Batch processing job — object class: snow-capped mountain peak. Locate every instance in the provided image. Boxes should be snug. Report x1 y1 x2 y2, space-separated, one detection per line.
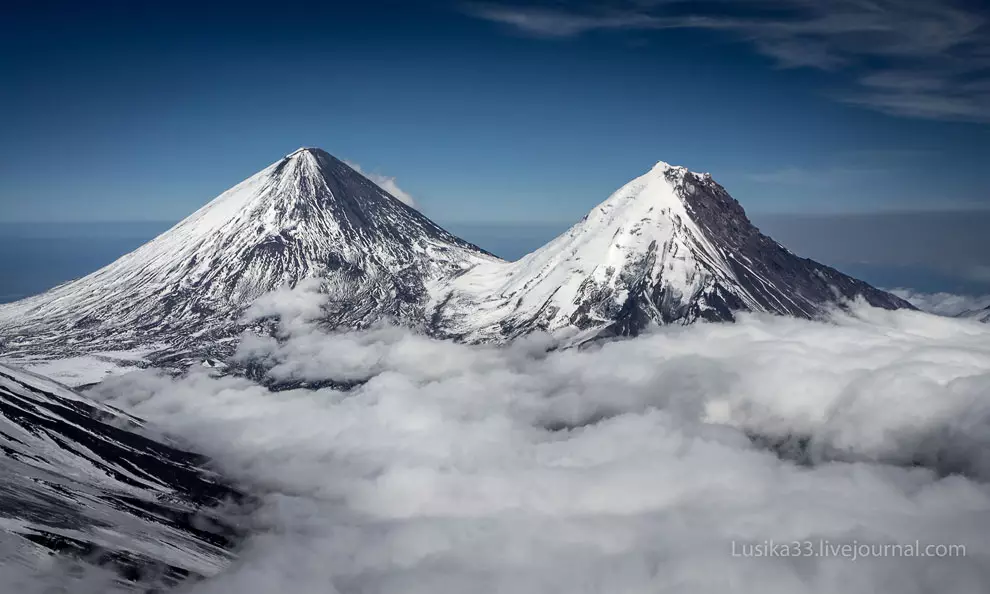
648 160 711 178
0 148 497 366
650 159 684 173
433 160 912 341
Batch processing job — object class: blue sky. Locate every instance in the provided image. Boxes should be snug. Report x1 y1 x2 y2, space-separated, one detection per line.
1 0 987 225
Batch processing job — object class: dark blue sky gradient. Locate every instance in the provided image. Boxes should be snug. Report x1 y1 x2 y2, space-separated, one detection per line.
1 0 987 224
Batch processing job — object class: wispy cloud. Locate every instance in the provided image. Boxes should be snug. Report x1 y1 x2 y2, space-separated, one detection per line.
465 0 990 122
837 148 935 162
344 160 417 208
745 166 887 186
465 4 667 37
841 88 990 122
746 167 821 185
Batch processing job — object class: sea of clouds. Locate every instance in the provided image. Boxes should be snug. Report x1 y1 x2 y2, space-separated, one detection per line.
14 282 990 593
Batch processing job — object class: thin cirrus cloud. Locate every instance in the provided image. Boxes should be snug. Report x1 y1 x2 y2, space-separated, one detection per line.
746 167 828 186
744 166 889 186
464 0 990 123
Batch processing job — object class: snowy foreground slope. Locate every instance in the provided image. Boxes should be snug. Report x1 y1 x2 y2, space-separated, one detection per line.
0 363 242 587
0 149 911 376
434 161 911 341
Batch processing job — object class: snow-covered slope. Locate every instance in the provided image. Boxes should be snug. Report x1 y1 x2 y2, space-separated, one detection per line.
0 148 497 367
433 161 912 341
0 363 241 586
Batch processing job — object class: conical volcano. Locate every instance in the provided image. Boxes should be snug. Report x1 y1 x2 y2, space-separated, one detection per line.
0 148 498 365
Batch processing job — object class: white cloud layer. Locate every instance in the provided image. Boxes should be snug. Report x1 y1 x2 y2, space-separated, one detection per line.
344 160 417 208
23 284 990 593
